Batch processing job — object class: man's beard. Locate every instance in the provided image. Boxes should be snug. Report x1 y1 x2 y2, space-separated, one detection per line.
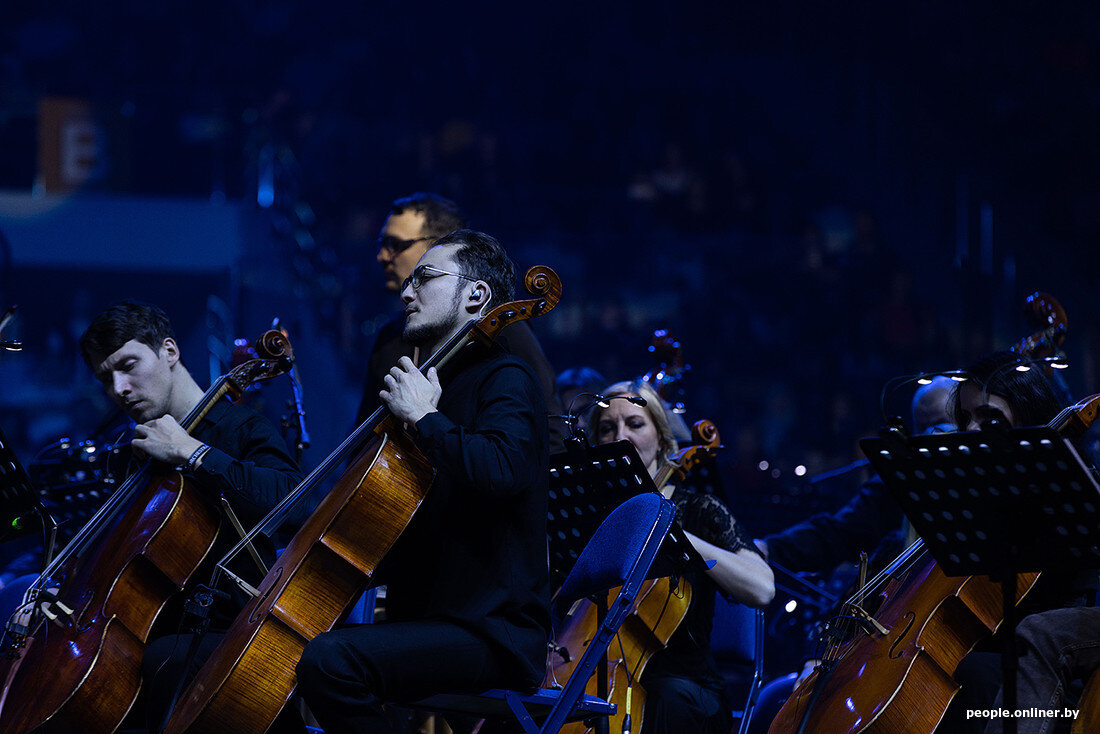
403 291 463 350
403 319 453 351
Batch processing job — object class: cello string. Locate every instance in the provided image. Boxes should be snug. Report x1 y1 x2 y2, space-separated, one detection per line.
213 320 481 573
31 374 229 588
847 540 926 608
845 538 927 608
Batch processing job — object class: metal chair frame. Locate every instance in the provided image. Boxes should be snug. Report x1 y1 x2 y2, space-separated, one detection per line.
412 492 677 734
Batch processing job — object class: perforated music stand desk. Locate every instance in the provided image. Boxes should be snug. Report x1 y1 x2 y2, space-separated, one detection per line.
548 438 658 585
862 424 1100 734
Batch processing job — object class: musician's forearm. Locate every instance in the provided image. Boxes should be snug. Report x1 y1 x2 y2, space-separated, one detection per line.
685 531 775 607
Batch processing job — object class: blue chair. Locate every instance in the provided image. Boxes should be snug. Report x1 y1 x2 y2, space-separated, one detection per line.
412 492 677 733
711 593 766 734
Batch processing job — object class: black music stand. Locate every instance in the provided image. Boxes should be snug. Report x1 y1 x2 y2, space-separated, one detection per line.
548 437 713 734
0 425 53 547
548 438 657 584
862 423 1100 734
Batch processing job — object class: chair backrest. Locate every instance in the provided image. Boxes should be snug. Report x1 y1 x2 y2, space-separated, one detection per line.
552 492 676 625
711 592 766 734
542 492 676 734
711 592 758 665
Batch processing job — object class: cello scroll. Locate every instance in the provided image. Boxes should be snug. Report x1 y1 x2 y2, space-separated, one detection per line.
471 265 562 345
223 330 294 400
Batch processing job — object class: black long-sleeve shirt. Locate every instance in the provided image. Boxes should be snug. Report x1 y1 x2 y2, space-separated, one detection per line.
379 345 551 689
763 476 901 575
190 399 302 530
169 398 302 627
358 312 564 452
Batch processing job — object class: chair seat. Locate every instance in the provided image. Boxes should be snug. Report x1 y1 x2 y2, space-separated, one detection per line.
414 687 616 723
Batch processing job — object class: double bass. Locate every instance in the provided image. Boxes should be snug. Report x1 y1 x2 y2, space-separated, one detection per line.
162 266 561 734
0 330 294 734
546 419 722 734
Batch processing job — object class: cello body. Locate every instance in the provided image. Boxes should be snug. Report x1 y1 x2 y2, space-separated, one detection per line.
0 331 293 734
548 577 692 734
0 473 219 734
163 426 432 734
768 556 1037 733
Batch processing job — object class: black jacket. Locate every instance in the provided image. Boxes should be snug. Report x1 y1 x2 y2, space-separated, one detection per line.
380 345 551 689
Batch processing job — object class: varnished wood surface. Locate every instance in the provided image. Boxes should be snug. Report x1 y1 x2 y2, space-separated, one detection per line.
164 428 434 734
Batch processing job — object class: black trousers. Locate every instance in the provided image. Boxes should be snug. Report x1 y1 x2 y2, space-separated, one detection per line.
640 675 733 734
295 620 517 734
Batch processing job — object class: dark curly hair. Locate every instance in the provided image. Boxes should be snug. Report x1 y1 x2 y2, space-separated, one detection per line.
431 229 516 311
79 300 175 366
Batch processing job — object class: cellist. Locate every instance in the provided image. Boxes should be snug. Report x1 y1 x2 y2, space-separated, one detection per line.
763 351 1096 734
78 301 303 732
294 229 551 733
591 379 774 734
938 351 1097 734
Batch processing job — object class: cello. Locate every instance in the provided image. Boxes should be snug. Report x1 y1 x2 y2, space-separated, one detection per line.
546 419 722 734
765 291 1088 734
162 266 561 734
0 330 294 734
767 389 1100 733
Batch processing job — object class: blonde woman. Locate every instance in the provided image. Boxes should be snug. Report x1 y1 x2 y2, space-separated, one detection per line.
591 380 774 734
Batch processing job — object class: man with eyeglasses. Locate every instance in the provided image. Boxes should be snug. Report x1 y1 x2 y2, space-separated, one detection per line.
358 193 563 454
297 229 550 733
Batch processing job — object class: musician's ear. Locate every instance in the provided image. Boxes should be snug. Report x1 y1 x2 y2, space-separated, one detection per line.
467 281 491 313
161 337 180 366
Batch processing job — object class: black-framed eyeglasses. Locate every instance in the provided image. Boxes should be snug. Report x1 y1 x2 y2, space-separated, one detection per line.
377 234 434 255
402 264 478 292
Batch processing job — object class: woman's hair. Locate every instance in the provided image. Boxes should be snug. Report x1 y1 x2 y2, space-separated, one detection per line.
950 350 1063 428
589 379 680 464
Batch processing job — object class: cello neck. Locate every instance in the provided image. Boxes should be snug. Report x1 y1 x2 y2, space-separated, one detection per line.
36 375 238 585
226 320 483 558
